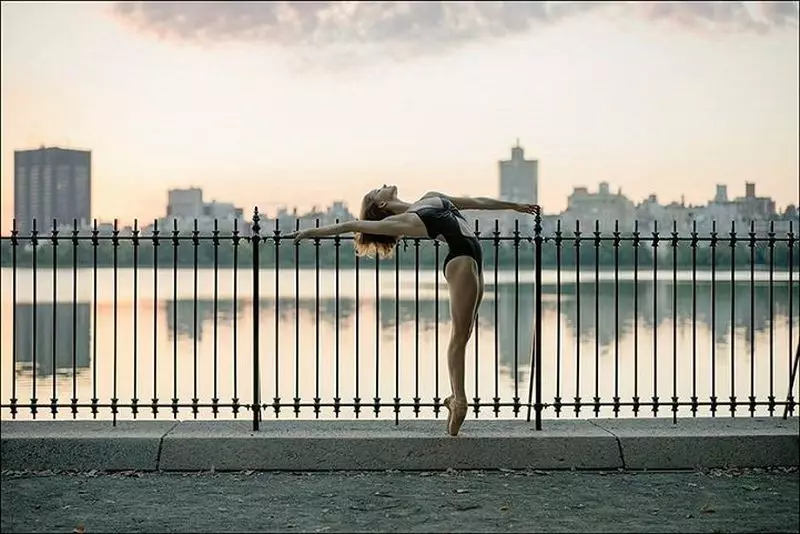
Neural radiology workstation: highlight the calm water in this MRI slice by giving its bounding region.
[1,268,797,420]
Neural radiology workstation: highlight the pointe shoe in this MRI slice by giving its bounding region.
[444,397,468,437]
[443,395,454,428]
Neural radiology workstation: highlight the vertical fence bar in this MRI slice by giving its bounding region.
[749,221,756,416]
[593,220,600,417]
[354,251,361,417]
[334,221,341,418]
[50,219,58,418]
[72,220,79,418]
[293,219,300,418]
[652,221,659,416]
[171,219,179,418]
[574,220,581,417]
[671,221,678,424]
[768,221,775,415]
[32,219,38,418]
[527,212,543,429]
[192,219,200,418]
[691,221,698,416]
[353,251,361,419]
[473,220,481,418]
[212,220,220,417]
[273,219,281,417]
[633,221,640,416]
[414,237,421,417]
[785,220,795,417]
[613,220,620,417]
[112,219,120,426]
[394,240,400,424]
[252,208,261,431]
[132,220,140,418]
[493,220,500,417]
[171,220,179,417]
[535,213,543,430]
[711,221,718,416]
[729,221,736,416]
[374,253,381,417]
[233,218,240,417]
[152,220,159,417]
[10,220,18,418]
[555,220,563,417]
[91,219,98,418]
[434,240,441,416]
[314,218,321,419]
[513,219,520,416]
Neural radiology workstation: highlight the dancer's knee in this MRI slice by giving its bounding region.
[449,327,472,350]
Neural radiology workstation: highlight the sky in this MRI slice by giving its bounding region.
[1,1,798,233]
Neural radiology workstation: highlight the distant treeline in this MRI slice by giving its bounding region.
[0,235,796,270]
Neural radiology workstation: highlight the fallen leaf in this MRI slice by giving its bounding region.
[73,523,86,534]
[455,489,469,494]
[500,505,509,511]
[701,504,716,514]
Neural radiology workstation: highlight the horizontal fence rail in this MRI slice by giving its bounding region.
[0,212,798,431]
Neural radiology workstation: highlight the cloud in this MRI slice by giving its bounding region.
[110,1,799,58]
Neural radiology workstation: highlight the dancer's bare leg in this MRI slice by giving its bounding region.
[443,256,483,436]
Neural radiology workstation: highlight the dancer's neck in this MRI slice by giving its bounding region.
[385,199,412,215]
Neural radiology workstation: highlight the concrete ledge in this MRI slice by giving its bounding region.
[158,420,619,471]
[0,421,177,472]
[1,417,797,472]
[593,417,800,470]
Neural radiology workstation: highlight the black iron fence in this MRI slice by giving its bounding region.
[0,211,798,431]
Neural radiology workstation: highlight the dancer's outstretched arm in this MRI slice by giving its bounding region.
[288,213,428,244]
[423,191,541,214]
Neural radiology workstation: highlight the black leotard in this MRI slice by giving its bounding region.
[410,197,483,274]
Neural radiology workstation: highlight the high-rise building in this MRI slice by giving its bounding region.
[14,146,92,234]
[498,140,538,205]
[714,184,729,203]
[167,187,204,219]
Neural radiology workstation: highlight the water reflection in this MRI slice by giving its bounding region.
[164,299,245,341]
[14,303,91,376]
[161,279,795,350]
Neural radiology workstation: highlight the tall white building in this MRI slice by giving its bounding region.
[167,188,204,219]
[494,141,539,235]
[498,141,538,205]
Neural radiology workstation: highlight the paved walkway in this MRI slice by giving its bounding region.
[2,467,798,533]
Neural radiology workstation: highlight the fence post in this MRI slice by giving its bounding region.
[527,212,544,430]
[252,207,262,431]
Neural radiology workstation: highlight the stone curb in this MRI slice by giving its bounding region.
[1,417,797,472]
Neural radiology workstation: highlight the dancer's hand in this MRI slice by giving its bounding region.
[284,229,312,245]
[514,203,541,215]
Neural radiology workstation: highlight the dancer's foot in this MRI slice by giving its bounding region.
[443,395,454,429]
[444,397,468,436]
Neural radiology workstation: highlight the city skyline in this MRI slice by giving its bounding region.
[1,2,798,235]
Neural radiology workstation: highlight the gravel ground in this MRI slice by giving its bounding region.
[2,467,798,533]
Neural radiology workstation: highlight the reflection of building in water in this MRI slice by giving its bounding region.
[14,302,91,376]
[271,297,446,331]
[496,284,534,376]
[556,280,792,349]
[165,300,243,341]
